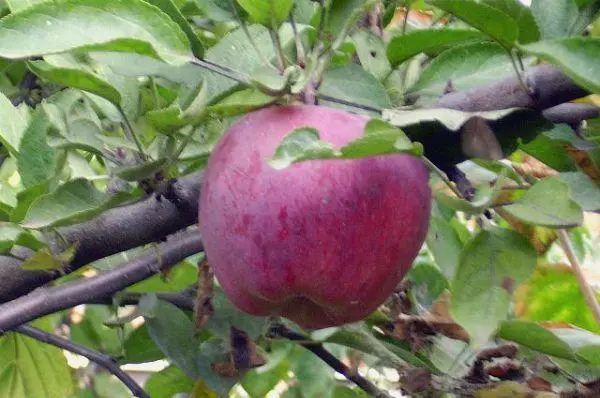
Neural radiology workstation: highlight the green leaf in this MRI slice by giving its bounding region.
[314,323,430,369]
[141,295,199,378]
[122,325,166,364]
[288,345,335,398]
[17,109,56,188]
[452,227,537,346]
[21,178,130,228]
[20,244,77,271]
[519,123,579,171]
[496,320,578,360]
[323,0,366,36]
[127,260,198,293]
[409,42,515,100]
[481,0,539,43]
[0,332,74,398]
[6,0,47,12]
[340,119,422,158]
[268,127,336,170]
[503,178,583,228]
[516,264,600,334]
[269,121,422,170]
[251,65,290,95]
[237,0,294,26]
[28,61,122,105]
[386,28,487,67]
[428,0,518,49]
[241,340,292,397]
[206,88,276,116]
[69,305,129,355]
[519,37,600,93]
[10,182,50,223]
[352,29,391,81]
[144,0,204,57]
[382,107,519,131]
[0,0,192,65]
[201,23,308,104]
[114,158,169,182]
[319,64,392,112]
[558,172,600,212]
[426,215,462,280]
[206,289,269,340]
[89,52,202,87]
[196,337,243,395]
[0,223,42,254]
[0,91,28,156]
[531,0,578,39]
[242,362,288,397]
[0,223,22,253]
[145,365,194,398]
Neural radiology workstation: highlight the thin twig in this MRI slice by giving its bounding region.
[290,12,307,67]
[16,324,150,398]
[118,106,148,161]
[401,4,410,35]
[269,0,286,72]
[422,157,463,198]
[558,229,600,325]
[269,29,286,72]
[16,324,149,397]
[507,52,532,94]
[189,58,252,85]
[317,94,382,113]
[270,324,392,398]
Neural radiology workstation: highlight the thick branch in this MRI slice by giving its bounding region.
[434,64,589,111]
[0,171,203,303]
[90,291,196,311]
[0,230,203,332]
[270,324,392,398]
[542,103,600,127]
[15,324,150,398]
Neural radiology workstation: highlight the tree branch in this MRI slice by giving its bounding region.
[542,103,600,127]
[14,324,150,398]
[434,64,589,111]
[0,230,203,333]
[0,171,203,303]
[90,291,196,311]
[270,324,392,398]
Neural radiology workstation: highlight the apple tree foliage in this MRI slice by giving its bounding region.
[0,0,599,397]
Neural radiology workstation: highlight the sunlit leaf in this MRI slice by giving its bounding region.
[520,38,600,93]
[0,0,192,65]
[452,227,536,346]
[387,28,487,67]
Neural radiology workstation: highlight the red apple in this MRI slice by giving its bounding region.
[198,105,431,329]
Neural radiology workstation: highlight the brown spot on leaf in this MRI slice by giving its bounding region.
[502,277,517,294]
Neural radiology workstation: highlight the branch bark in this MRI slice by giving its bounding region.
[434,64,589,111]
[15,324,150,398]
[0,229,203,332]
[0,171,203,303]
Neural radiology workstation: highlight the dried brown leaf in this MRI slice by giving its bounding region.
[193,258,214,332]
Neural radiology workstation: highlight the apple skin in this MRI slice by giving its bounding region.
[198,105,431,329]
